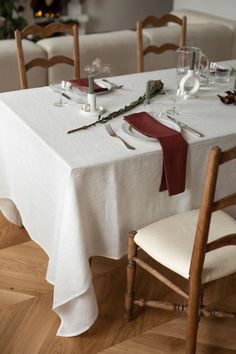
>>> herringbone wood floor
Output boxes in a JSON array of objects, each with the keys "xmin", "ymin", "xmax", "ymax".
[{"xmin": 0, "ymin": 212, "xmax": 236, "ymax": 354}]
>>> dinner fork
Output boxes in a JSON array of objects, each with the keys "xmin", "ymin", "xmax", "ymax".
[
  {"xmin": 105, "ymin": 123, "xmax": 136, "ymax": 150},
  {"xmin": 102, "ymin": 79, "xmax": 123, "ymax": 89}
]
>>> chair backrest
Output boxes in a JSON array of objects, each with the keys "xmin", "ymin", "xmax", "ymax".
[
  {"xmin": 189, "ymin": 145, "xmax": 236, "ymax": 285},
  {"xmin": 15, "ymin": 23, "xmax": 80, "ymax": 89},
  {"xmin": 136, "ymin": 14, "xmax": 187, "ymax": 73}
]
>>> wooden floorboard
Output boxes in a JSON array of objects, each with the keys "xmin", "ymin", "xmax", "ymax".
[
  {"xmin": 0, "ymin": 214, "xmax": 30, "ymax": 250},
  {"xmin": 0, "ymin": 212, "xmax": 236, "ymax": 354},
  {"xmin": 0, "ymin": 288, "xmax": 34, "ymax": 310},
  {"xmin": 155, "ymin": 315, "xmax": 236, "ymax": 351},
  {"xmin": 98, "ymin": 328, "xmax": 236, "ymax": 354}
]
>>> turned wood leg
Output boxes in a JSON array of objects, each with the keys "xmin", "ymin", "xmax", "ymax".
[
  {"xmin": 125, "ymin": 230, "xmax": 137, "ymax": 320},
  {"xmin": 185, "ymin": 280, "xmax": 202, "ymax": 354}
]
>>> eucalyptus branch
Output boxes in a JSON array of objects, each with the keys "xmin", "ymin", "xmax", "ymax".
[{"xmin": 67, "ymin": 79, "xmax": 164, "ymax": 134}]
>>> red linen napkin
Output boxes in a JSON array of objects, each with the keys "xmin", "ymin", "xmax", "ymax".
[
  {"xmin": 124, "ymin": 112, "xmax": 188, "ymax": 196},
  {"xmin": 69, "ymin": 78, "xmax": 108, "ymax": 93}
]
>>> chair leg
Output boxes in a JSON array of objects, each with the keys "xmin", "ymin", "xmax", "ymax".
[
  {"xmin": 185, "ymin": 282, "xmax": 202, "ymax": 354},
  {"xmin": 125, "ymin": 231, "xmax": 137, "ymax": 320}
]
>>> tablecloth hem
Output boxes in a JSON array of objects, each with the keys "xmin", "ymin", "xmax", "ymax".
[
  {"xmin": 56, "ymin": 311, "xmax": 98, "ymax": 337},
  {"xmin": 0, "ymin": 197, "xmax": 23, "ymax": 226},
  {"xmin": 51, "ymin": 276, "xmax": 92, "ymax": 309}
]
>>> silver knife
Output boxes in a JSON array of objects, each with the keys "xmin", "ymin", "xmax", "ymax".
[
  {"xmin": 166, "ymin": 115, "xmax": 204, "ymax": 138},
  {"xmin": 62, "ymin": 92, "xmax": 71, "ymax": 100}
]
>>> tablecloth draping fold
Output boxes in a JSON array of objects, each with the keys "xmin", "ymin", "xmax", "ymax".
[
  {"xmin": 124, "ymin": 112, "xmax": 188, "ymax": 196},
  {"xmin": 69, "ymin": 78, "xmax": 108, "ymax": 93}
]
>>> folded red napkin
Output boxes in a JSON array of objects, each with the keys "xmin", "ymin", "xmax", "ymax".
[
  {"xmin": 69, "ymin": 78, "xmax": 108, "ymax": 93},
  {"xmin": 124, "ymin": 112, "xmax": 188, "ymax": 196}
]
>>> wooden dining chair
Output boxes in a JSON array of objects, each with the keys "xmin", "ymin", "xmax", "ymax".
[
  {"xmin": 136, "ymin": 14, "xmax": 187, "ymax": 73},
  {"xmin": 126, "ymin": 145, "xmax": 236, "ymax": 354},
  {"xmin": 15, "ymin": 23, "xmax": 80, "ymax": 89}
]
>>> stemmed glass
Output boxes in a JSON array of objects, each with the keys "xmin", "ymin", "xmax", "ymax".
[
  {"xmin": 166, "ymin": 78, "xmax": 183, "ymax": 116},
  {"xmin": 50, "ymin": 80, "xmax": 71, "ymax": 107}
]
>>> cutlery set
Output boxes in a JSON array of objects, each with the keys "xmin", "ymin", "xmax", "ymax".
[{"xmin": 104, "ymin": 116, "xmax": 204, "ymax": 150}]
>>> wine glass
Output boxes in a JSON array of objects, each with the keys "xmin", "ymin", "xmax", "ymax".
[
  {"xmin": 166, "ymin": 83, "xmax": 183, "ymax": 116},
  {"xmin": 50, "ymin": 80, "xmax": 71, "ymax": 107}
]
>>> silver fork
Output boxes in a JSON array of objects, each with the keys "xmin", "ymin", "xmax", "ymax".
[
  {"xmin": 102, "ymin": 79, "xmax": 123, "ymax": 89},
  {"xmin": 105, "ymin": 123, "xmax": 136, "ymax": 150}
]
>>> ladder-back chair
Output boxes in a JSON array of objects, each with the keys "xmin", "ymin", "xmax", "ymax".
[
  {"xmin": 15, "ymin": 23, "xmax": 80, "ymax": 89},
  {"xmin": 126, "ymin": 145, "xmax": 236, "ymax": 354},
  {"xmin": 137, "ymin": 14, "xmax": 187, "ymax": 73}
]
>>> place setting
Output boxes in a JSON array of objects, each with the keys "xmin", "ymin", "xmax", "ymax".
[
  {"xmin": 120, "ymin": 75, "xmax": 204, "ymax": 143},
  {"xmin": 121, "ymin": 48, "xmax": 205, "ymax": 143},
  {"xmin": 49, "ymin": 58, "xmax": 122, "ymax": 112}
]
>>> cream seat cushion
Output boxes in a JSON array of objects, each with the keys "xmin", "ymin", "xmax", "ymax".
[
  {"xmin": 143, "ymin": 23, "xmax": 233, "ymax": 70},
  {"xmin": 134, "ymin": 210, "xmax": 236, "ymax": 284},
  {"xmin": 37, "ymin": 30, "xmax": 147, "ymax": 82},
  {"xmin": 171, "ymin": 9, "xmax": 236, "ymax": 59}
]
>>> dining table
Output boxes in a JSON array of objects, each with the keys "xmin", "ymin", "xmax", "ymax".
[{"xmin": 0, "ymin": 60, "xmax": 236, "ymax": 337}]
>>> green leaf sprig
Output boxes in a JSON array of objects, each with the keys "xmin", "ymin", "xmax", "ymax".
[{"xmin": 67, "ymin": 79, "xmax": 164, "ymax": 134}]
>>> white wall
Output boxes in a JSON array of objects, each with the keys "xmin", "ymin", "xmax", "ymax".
[
  {"xmin": 173, "ymin": 0, "xmax": 236, "ymax": 20},
  {"xmin": 84, "ymin": 0, "xmax": 173, "ymax": 33}
]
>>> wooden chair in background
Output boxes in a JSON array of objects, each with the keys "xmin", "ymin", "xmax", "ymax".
[
  {"xmin": 136, "ymin": 14, "xmax": 187, "ymax": 73},
  {"xmin": 126, "ymin": 145, "xmax": 236, "ymax": 354},
  {"xmin": 15, "ymin": 23, "xmax": 80, "ymax": 89}
]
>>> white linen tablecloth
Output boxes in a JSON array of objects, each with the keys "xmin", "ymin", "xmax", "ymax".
[{"xmin": 1, "ymin": 64, "xmax": 236, "ymax": 336}]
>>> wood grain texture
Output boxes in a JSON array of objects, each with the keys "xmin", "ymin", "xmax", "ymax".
[
  {"xmin": 98, "ymin": 325, "xmax": 236, "ymax": 354},
  {"xmin": 0, "ymin": 214, "xmax": 30, "ymax": 250}
]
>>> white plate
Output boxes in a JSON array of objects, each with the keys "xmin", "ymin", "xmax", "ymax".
[
  {"xmin": 122, "ymin": 115, "xmax": 181, "ymax": 142},
  {"xmin": 94, "ymin": 80, "xmax": 112, "ymax": 94}
]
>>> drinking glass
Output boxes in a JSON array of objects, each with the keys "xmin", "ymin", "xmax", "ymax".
[
  {"xmin": 215, "ymin": 64, "xmax": 232, "ymax": 84},
  {"xmin": 144, "ymin": 95, "xmax": 178, "ymax": 119},
  {"xmin": 50, "ymin": 80, "xmax": 71, "ymax": 107},
  {"xmin": 144, "ymin": 97, "xmax": 162, "ymax": 118},
  {"xmin": 67, "ymin": 85, "xmax": 87, "ymax": 104},
  {"xmin": 176, "ymin": 47, "xmax": 209, "ymax": 80}
]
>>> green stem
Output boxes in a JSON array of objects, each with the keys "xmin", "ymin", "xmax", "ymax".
[{"xmin": 67, "ymin": 80, "xmax": 164, "ymax": 134}]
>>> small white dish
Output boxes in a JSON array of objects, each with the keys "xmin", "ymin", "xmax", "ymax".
[
  {"xmin": 80, "ymin": 105, "xmax": 104, "ymax": 117},
  {"xmin": 122, "ymin": 116, "xmax": 180, "ymax": 142}
]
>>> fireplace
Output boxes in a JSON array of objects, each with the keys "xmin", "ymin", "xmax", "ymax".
[
  {"xmin": 23, "ymin": 0, "xmax": 88, "ymax": 34},
  {"xmin": 31, "ymin": 0, "xmax": 63, "ymax": 19}
]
